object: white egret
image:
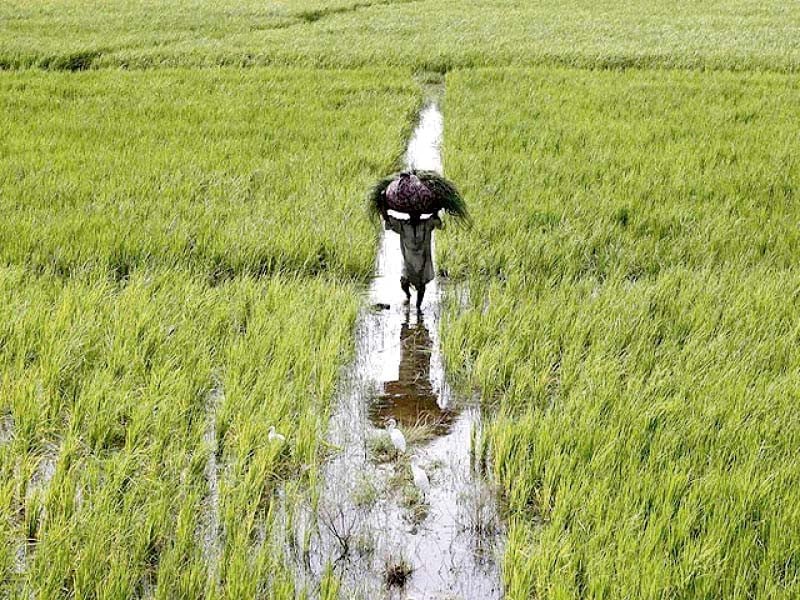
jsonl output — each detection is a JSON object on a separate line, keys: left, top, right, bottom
{"left": 386, "top": 418, "right": 406, "bottom": 455}
{"left": 410, "top": 459, "right": 430, "bottom": 498}
{"left": 268, "top": 426, "right": 285, "bottom": 444}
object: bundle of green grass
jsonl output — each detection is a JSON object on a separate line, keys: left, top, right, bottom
{"left": 369, "top": 170, "right": 470, "bottom": 224}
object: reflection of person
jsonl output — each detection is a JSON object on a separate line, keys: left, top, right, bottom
{"left": 398, "top": 308, "right": 433, "bottom": 387}
{"left": 370, "top": 306, "right": 456, "bottom": 433}
{"left": 381, "top": 208, "right": 443, "bottom": 309}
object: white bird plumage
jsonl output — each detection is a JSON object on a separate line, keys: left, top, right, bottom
{"left": 386, "top": 418, "right": 406, "bottom": 455}
{"left": 268, "top": 426, "right": 285, "bottom": 443}
{"left": 411, "top": 460, "right": 430, "bottom": 497}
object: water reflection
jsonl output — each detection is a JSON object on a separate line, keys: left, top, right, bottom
{"left": 369, "top": 306, "right": 458, "bottom": 436}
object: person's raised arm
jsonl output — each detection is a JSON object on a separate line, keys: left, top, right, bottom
{"left": 383, "top": 212, "right": 403, "bottom": 234}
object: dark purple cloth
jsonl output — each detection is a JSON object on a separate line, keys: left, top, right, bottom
{"left": 385, "top": 172, "right": 436, "bottom": 213}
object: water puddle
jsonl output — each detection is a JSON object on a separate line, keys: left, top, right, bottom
{"left": 202, "top": 379, "right": 223, "bottom": 591}
{"left": 14, "top": 442, "right": 59, "bottom": 576}
{"left": 280, "top": 100, "right": 504, "bottom": 599}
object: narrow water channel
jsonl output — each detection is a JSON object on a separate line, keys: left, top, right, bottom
{"left": 282, "top": 101, "right": 504, "bottom": 599}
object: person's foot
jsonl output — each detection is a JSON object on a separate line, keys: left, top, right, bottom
{"left": 401, "top": 278, "right": 411, "bottom": 301}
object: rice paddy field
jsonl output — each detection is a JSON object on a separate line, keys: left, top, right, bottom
{"left": 0, "top": 69, "right": 418, "bottom": 597}
{"left": 1, "top": 0, "right": 799, "bottom": 598}
{"left": 0, "top": 68, "right": 417, "bottom": 280}
{"left": 2, "top": 0, "right": 800, "bottom": 71}
{"left": 439, "top": 68, "right": 800, "bottom": 598}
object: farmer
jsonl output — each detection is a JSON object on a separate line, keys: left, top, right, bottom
{"left": 370, "top": 170, "right": 468, "bottom": 308}
{"left": 381, "top": 207, "right": 442, "bottom": 309}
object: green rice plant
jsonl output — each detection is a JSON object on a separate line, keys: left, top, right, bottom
{"left": 0, "top": 267, "right": 362, "bottom": 597}
{"left": 367, "top": 432, "right": 396, "bottom": 463}
{"left": 320, "top": 562, "right": 342, "bottom": 600}
{"left": 351, "top": 474, "right": 379, "bottom": 508}
{"left": 2, "top": 0, "right": 800, "bottom": 72}
{"left": 0, "top": 267, "right": 219, "bottom": 597}
{"left": 213, "top": 275, "right": 361, "bottom": 597}
{"left": 440, "top": 67, "right": 800, "bottom": 283}
{"left": 0, "top": 0, "right": 398, "bottom": 70}
{"left": 0, "top": 64, "right": 419, "bottom": 593}
{"left": 0, "top": 65, "right": 417, "bottom": 598}
{"left": 440, "top": 67, "right": 800, "bottom": 598}
{"left": 0, "top": 67, "right": 418, "bottom": 282}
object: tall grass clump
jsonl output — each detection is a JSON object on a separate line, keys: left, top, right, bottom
{"left": 440, "top": 67, "right": 800, "bottom": 599}
{"left": 213, "top": 275, "right": 361, "bottom": 597}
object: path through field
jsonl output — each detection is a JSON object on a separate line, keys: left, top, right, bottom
{"left": 279, "top": 99, "right": 505, "bottom": 599}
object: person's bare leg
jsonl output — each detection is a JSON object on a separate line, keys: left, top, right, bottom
{"left": 416, "top": 283, "right": 426, "bottom": 310}
{"left": 401, "top": 277, "right": 411, "bottom": 302}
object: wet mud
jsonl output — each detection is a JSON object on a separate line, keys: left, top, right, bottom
{"left": 279, "top": 100, "right": 504, "bottom": 599}
{"left": 14, "top": 442, "right": 58, "bottom": 576}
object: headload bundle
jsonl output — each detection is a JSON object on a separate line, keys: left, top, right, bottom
{"left": 369, "top": 170, "right": 470, "bottom": 224}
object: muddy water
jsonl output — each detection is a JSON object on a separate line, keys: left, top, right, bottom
{"left": 281, "top": 102, "right": 504, "bottom": 599}
{"left": 15, "top": 442, "right": 58, "bottom": 576}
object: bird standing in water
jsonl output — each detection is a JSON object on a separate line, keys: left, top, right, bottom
{"left": 386, "top": 418, "right": 407, "bottom": 456}
{"left": 410, "top": 459, "right": 430, "bottom": 499}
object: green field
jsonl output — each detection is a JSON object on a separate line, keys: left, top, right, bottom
{"left": 440, "top": 67, "right": 800, "bottom": 598}
{"left": 0, "top": 68, "right": 417, "bottom": 280}
{"left": 2, "top": 0, "right": 799, "bottom": 598}
{"left": 0, "top": 269, "right": 359, "bottom": 597}
{"left": 2, "top": 0, "right": 800, "bottom": 71}
{"left": 0, "top": 68, "right": 416, "bottom": 597}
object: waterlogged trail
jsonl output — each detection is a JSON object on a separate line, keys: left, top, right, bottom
{"left": 282, "top": 101, "right": 504, "bottom": 599}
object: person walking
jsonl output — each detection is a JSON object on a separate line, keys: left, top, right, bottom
{"left": 381, "top": 208, "right": 442, "bottom": 309}
{"left": 370, "top": 169, "right": 469, "bottom": 309}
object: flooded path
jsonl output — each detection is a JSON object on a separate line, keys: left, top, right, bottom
{"left": 282, "top": 100, "right": 504, "bottom": 599}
